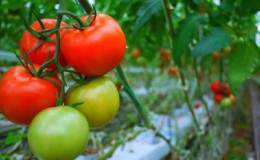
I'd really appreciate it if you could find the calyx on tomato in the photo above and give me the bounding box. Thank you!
[61,14,126,77]
[19,19,68,70]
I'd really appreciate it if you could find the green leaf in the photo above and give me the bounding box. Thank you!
[228,40,260,93]
[4,132,26,145]
[132,0,162,33]
[192,27,233,57]
[70,102,84,108]
[239,0,260,15]
[173,13,208,66]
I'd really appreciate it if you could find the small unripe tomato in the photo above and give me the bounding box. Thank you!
[131,48,141,59]
[220,98,232,108]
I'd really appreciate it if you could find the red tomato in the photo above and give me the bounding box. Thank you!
[0,65,61,125]
[61,14,126,77]
[168,65,179,77]
[213,94,224,104]
[210,80,222,94]
[160,48,171,63]
[19,19,68,70]
[222,83,231,96]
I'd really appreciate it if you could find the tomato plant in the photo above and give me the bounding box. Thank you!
[0,65,61,125]
[27,106,89,160]
[19,19,68,70]
[61,14,126,77]
[65,76,119,128]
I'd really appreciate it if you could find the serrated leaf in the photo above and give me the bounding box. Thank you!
[132,0,162,33]
[192,27,232,57]
[228,41,260,93]
[173,13,208,66]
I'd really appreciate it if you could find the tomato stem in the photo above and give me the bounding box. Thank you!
[77,0,93,14]
[114,65,183,155]
[194,59,214,124]
[161,0,201,132]
[57,11,85,29]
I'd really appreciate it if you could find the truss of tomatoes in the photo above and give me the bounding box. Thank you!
[210,80,236,108]
[0,14,125,160]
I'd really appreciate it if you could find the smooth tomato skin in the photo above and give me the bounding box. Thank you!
[19,19,68,70]
[210,80,222,94]
[214,94,224,104]
[61,14,126,77]
[220,98,232,108]
[65,77,119,128]
[28,106,89,160]
[0,65,61,125]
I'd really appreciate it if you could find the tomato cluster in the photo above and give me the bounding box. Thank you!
[0,13,125,159]
[210,80,235,108]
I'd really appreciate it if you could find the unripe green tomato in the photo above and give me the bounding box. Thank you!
[27,106,89,160]
[65,76,119,128]
[220,98,232,108]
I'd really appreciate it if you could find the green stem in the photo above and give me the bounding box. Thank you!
[115,66,182,155]
[114,66,151,128]
[219,53,224,83]
[179,70,201,131]
[161,0,176,37]
[57,11,85,28]
[97,129,145,160]
[77,0,93,14]
[161,0,201,132]
[194,59,214,124]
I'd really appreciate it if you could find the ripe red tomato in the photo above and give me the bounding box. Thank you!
[213,94,224,104]
[19,19,68,70]
[168,65,179,77]
[160,48,171,63]
[0,65,61,125]
[65,76,119,128]
[28,106,89,160]
[210,80,222,94]
[222,83,231,96]
[61,14,126,77]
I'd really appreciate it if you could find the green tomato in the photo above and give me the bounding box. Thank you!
[27,106,89,160]
[220,98,232,108]
[65,76,119,128]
